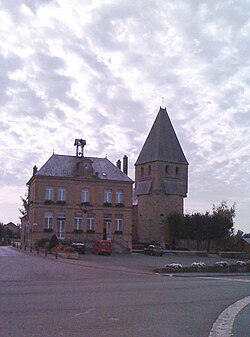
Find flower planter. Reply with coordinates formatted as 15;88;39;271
103;202;112;207
58;251;79;259
44;228;53;233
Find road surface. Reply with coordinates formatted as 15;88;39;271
0;246;249;337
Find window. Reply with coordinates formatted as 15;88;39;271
148;165;151;176
45;211;53;229
81;188;89;203
57;218;65;239
165;165;169;175
115;191;123;204
45;187;54;201
74;217;83;230
175;167;179;175
115;215;123;232
141;167;144;177
104;189;112;203
58;187;66;201
87;213;95;231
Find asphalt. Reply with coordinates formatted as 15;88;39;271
16;246;250;278
37;249;250;336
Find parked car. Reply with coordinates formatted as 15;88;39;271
144;245;164;256
72;242;85;254
92;240;112;256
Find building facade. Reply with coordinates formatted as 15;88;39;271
22;107;189;250
22;140;133;251
134;107;188;245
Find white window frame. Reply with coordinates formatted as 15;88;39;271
115;216;123;232
74;217;83;230
115;191;123;204
57;218;65;239
45;187;54;201
58;187;66;201
45;212;53;229
104;189;112;203
81;188;89;203
87;214;95;231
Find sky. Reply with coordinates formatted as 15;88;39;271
0;0;249;233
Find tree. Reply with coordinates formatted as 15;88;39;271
164;212;184;249
211;201;236;251
188;212;208;250
0;222;4;242
19;194;29;218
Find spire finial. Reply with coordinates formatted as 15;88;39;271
161;97;166;109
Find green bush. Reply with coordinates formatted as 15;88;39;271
49;234;59;249
37;238;50;248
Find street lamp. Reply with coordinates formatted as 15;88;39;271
30;223;38;252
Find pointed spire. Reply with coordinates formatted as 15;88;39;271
135;107;188;165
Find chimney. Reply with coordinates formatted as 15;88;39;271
116;159;121;170
123;155;128;175
33;165;38;176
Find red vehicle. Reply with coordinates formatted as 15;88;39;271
92;240;112;256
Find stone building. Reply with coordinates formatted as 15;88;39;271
134;107;188;245
22;106;188;250
22;139;133;252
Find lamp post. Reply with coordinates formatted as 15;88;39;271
30;223;38;252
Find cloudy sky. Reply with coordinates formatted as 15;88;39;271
0;0;249;233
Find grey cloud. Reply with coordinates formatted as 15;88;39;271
0;53;23;105
31;51;79;108
36;52;65;71
53;108;66;121
88;108;109;125
233;112;250;126
70;43;111;77
18;88;47;117
38;71;79;108
1;0;54;18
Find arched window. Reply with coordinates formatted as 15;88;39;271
148;165;151;176
141;167;144;177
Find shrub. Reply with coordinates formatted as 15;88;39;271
63;246;75;253
191;262;207;270
37;238;50;248
49;234;59;249
165;263;183;270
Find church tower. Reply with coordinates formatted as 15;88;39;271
135;107;188;244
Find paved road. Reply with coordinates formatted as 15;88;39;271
0;246;249;337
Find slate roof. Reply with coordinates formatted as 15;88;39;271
163;178;186;197
243;238;250;245
34;154;133;183
135;107;188;165
135;180;152;196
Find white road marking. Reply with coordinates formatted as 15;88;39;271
199;277;250;283
74;308;96;316
208;296;250;337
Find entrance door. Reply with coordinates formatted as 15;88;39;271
103;221;111;240
57;219;65;240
